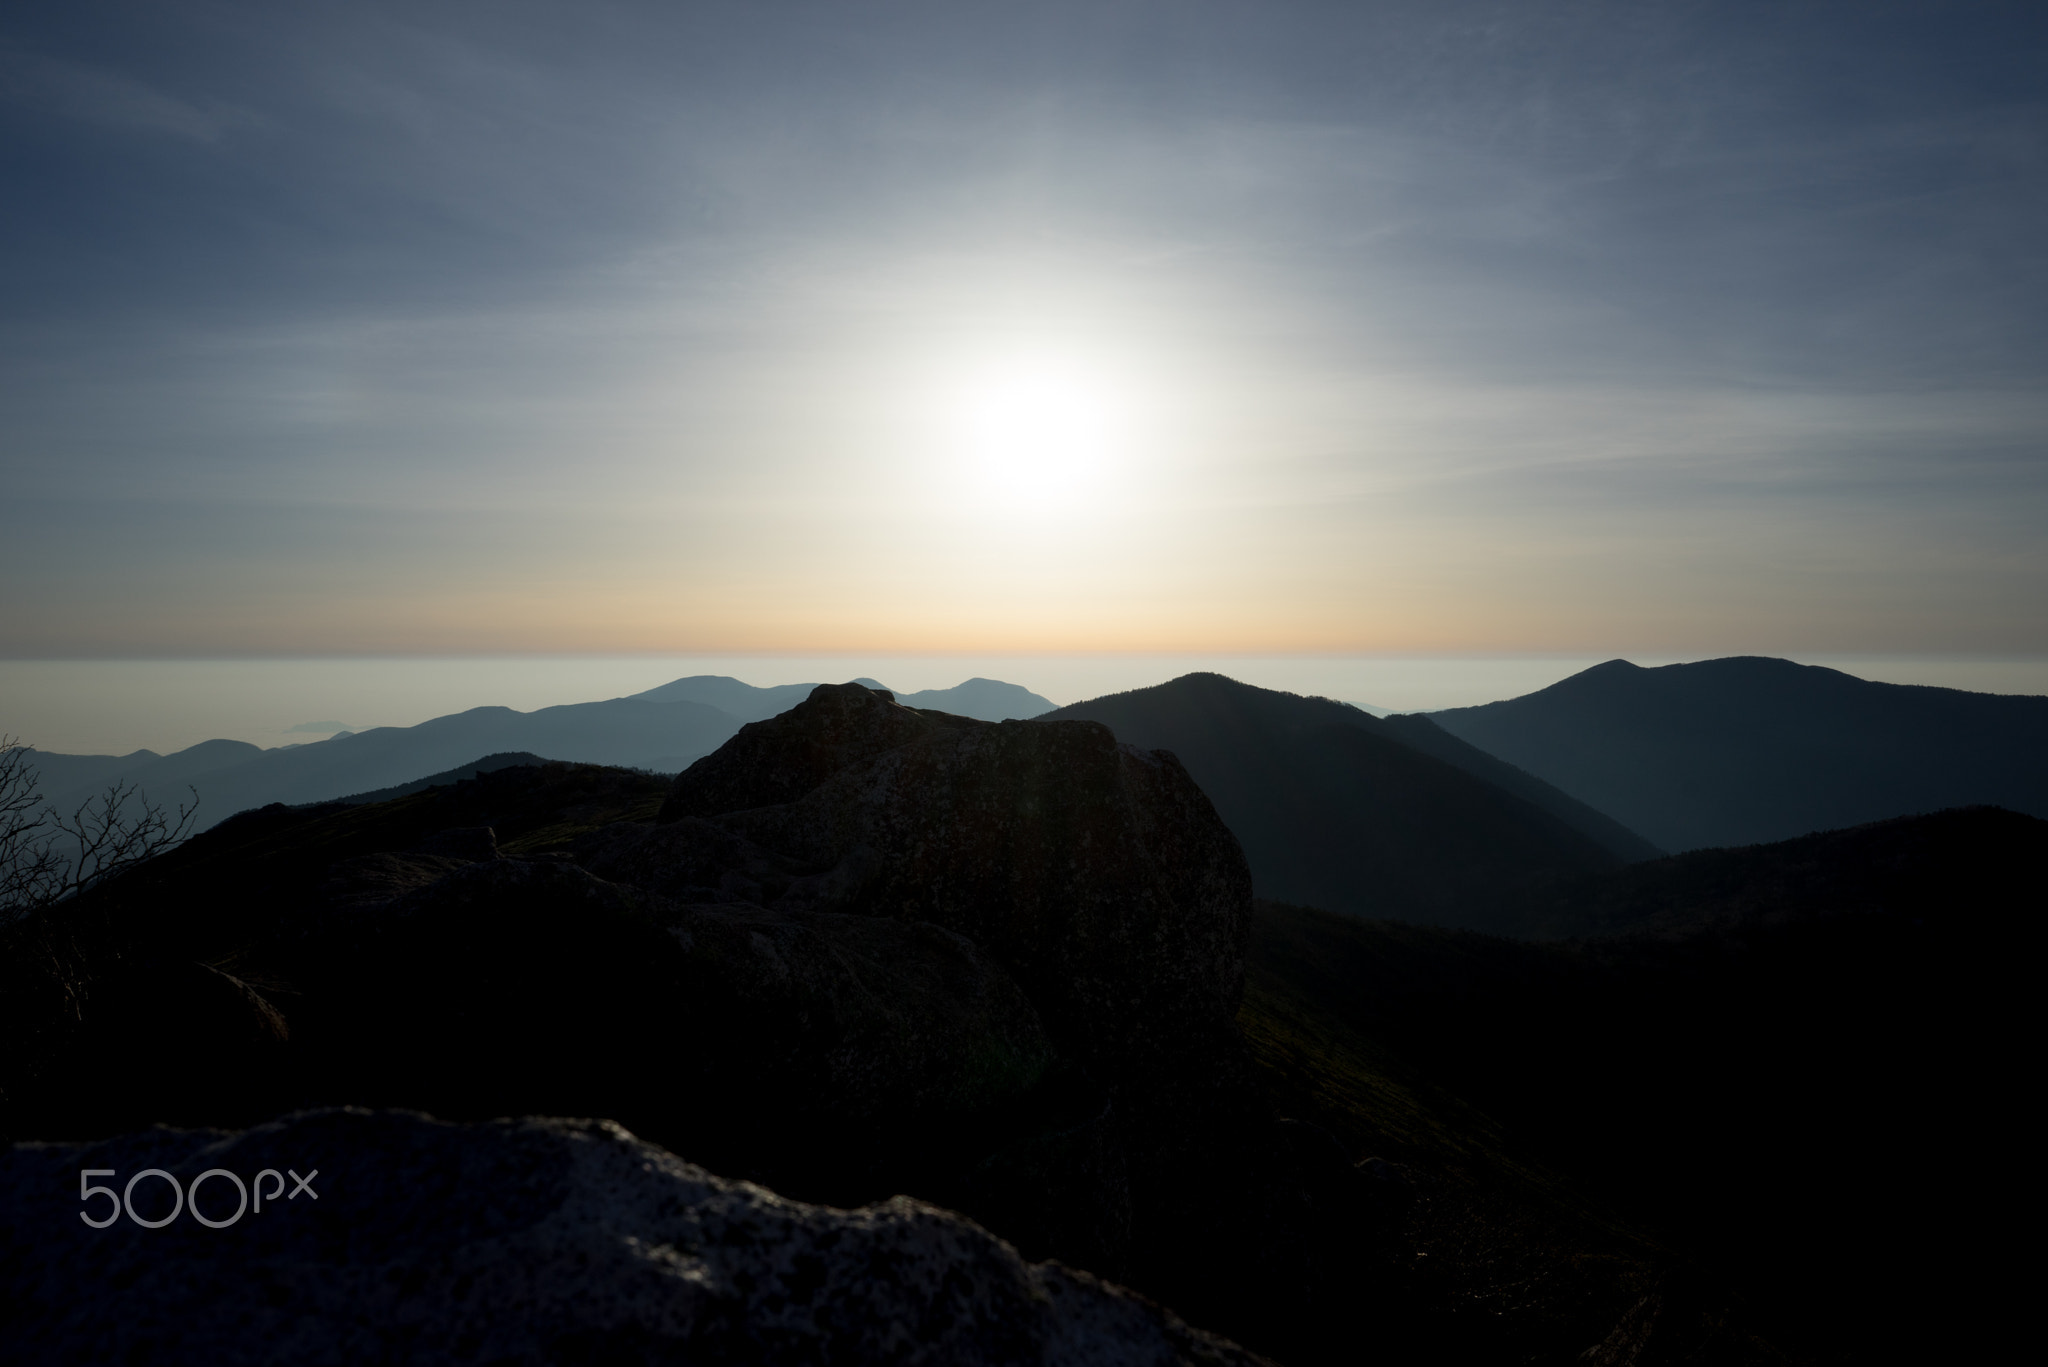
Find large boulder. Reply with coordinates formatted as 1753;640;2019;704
0;1108;1267;1366
723;718;1254;1068
659;683;978;821
644;683;1254;1069
662;901;1054;1129
575;817;846;908
303;859;1061;1207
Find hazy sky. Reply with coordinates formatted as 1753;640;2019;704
4;1;2045;657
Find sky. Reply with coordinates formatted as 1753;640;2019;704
3;0;2046;661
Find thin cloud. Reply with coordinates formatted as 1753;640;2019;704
0;45;258;143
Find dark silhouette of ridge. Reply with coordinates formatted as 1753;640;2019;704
1538;803;2045;940
1430;655;2048;850
314;752;553;807
1244;803;2042;1364
1046;673;1649;929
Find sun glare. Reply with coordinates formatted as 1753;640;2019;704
944;357;1131;510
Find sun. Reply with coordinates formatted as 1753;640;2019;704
945;357;1129;509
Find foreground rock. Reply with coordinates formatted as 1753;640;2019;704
0;1108;1267;1367
4;691;1308;1359
303;859;1064;1208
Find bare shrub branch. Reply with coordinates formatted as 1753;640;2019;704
0;736;198;918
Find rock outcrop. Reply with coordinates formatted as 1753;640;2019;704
658;681;977;822
653;684;1254;1068
0;1108;1268;1366
302;858;1063;1207
622;686;1305;1345
658;901;1056;1130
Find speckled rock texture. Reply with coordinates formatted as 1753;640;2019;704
661;901;1056;1129
0;1108;1270;1367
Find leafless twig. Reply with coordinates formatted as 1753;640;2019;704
0;736;198;918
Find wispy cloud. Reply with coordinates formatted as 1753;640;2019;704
0;45;258;143
0;1;2043;656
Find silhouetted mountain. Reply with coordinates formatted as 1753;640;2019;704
28;739;263;812
1431;655;2048;850
627;675;820;720
889;676;1058;719
15;748;161;798
629;673;1056;721
1046;673;1651;928
29;700;743;833
23;678;1058;835
1244;803;2042;1364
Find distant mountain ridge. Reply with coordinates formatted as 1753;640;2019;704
1430;655;2048;850
1046;673;1657;929
27;699;740;833
627;675;1056;722
18;675;1059;834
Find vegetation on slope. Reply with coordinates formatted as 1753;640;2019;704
1239;801;2041;1366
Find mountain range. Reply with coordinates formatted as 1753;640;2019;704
19;675;1056;834
22;657;2041;930
1048;673;1658;931
5;680;2036;1364
1429;655;2048;849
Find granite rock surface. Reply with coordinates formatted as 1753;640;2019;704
0;1108;1268;1366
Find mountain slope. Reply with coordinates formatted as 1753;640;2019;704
1430;656;2048;850
1375;713;1660;861
1046;673;1631;929
1245;803;2042;1364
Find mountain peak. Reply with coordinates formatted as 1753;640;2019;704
1432;657;2048;849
